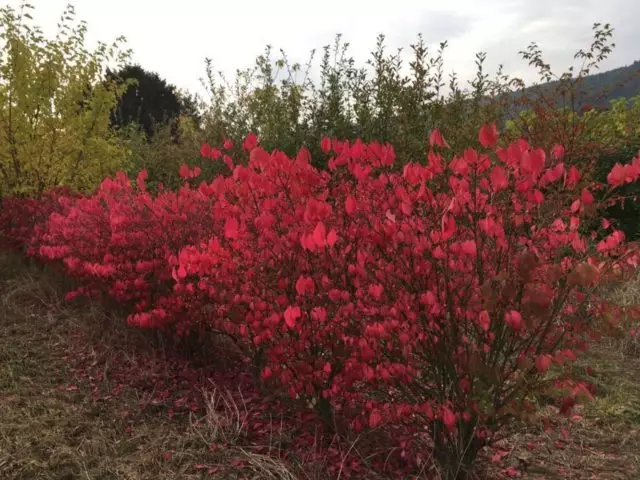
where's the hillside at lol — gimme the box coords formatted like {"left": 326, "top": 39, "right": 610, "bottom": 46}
{"left": 511, "top": 60, "right": 640, "bottom": 110}
{"left": 578, "top": 60, "right": 640, "bottom": 102}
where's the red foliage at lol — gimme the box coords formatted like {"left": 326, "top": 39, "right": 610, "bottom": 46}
{"left": 0, "top": 187, "right": 80, "bottom": 256}
{"left": 2, "top": 127, "right": 640, "bottom": 476}
{"left": 479, "top": 122, "right": 499, "bottom": 148}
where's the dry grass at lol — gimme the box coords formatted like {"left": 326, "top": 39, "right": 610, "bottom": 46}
{"left": 487, "top": 342, "right": 640, "bottom": 479}
{"left": 606, "top": 269, "right": 640, "bottom": 357}
{"left": 0, "top": 252, "right": 301, "bottom": 479}
{"left": 196, "top": 385, "right": 250, "bottom": 445}
{"left": 1, "top": 250, "right": 639, "bottom": 479}
{"left": 488, "top": 271, "right": 640, "bottom": 479}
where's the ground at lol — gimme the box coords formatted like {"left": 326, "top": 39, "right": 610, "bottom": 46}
{"left": 1, "top": 250, "right": 639, "bottom": 479}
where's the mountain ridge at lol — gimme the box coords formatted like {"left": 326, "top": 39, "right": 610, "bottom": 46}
{"left": 512, "top": 59, "right": 640, "bottom": 109}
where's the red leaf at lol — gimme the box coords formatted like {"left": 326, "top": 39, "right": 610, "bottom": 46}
{"left": 321, "top": 136, "right": 332, "bottom": 154}
{"left": 427, "top": 151, "right": 444, "bottom": 174}
{"left": 490, "top": 449, "right": 509, "bottom": 463}
{"left": 581, "top": 188, "right": 594, "bottom": 206}
{"left": 535, "top": 354, "right": 553, "bottom": 374}
{"left": 607, "top": 163, "right": 626, "bottom": 186}
{"left": 326, "top": 229, "right": 338, "bottom": 247}
{"left": 529, "top": 148, "right": 546, "bottom": 175}
{"left": 369, "top": 409, "right": 383, "bottom": 428}
{"left": 179, "top": 164, "right": 190, "bottom": 179}
{"left": 505, "top": 310, "right": 524, "bottom": 331}
{"left": 561, "top": 349, "right": 577, "bottom": 362}
{"left": 442, "top": 406, "right": 456, "bottom": 431}
{"left": 224, "top": 218, "right": 239, "bottom": 239}
{"left": 460, "top": 240, "right": 477, "bottom": 256}
{"left": 284, "top": 305, "right": 301, "bottom": 329}
{"left": 559, "top": 397, "right": 575, "bottom": 415}
{"left": 345, "top": 196, "right": 357, "bottom": 216}
{"left": 478, "top": 123, "right": 499, "bottom": 148}
{"left": 312, "top": 307, "right": 327, "bottom": 322}
{"left": 312, "top": 222, "right": 327, "bottom": 247}
{"left": 570, "top": 216, "right": 580, "bottom": 231}
{"left": 200, "top": 144, "right": 212, "bottom": 158}
{"left": 296, "top": 147, "right": 311, "bottom": 164}
{"left": 386, "top": 210, "right": 396, "bottom": 223}
{"left": 571, "top": 199, "right": 581, "bottom": 213}
{"left": 490, "top": 166, "right": 509, "bottom": 191}
{"left": 565, "top": 165, "right": 581, "bottom": 188}
{"left": 177, "top": 265, "right": 187, "bottom": 280}
{"left": 210, "top": 147, "right": 222, "bottom": 159}
{"left": 429, "top": 128, "right": 450, "bottom": 149}
{"left": 368, "top": 283, "right": 384, "bottom": 300}
{"left": 551, "top": 144, "right": 565, "bottom": 160}
{"left": 242, "top": 132, "right": 258, "bottom": 151}
{"left": 441, "top": 214, "right": 456, "bottom": 241}
{"left": 478, "top": 311, "right": 491, "bottom": 332}
{"left": 261, "top": 366, "right": 273, "bottom": 380}
{"left": 504, "top": 466, "right": 520, "bottom": 478}
{"left": 295, "top": 276, "right": 315, "bottom": 295}
{"left": 531, "top": 189, "right": 544, "bottom": 204}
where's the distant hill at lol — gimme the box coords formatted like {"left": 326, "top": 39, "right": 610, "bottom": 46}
{"left": 576, "top": 60, "right": 640, "bottom": 103}
{"left": 508, "top": 60, "right": 640, "bottom": 111}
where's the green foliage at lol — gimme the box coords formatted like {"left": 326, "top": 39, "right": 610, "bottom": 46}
{"left": 0, "top": 3, "right": 131, "bottom": 196}
{"left": 3, "top": 3, "right": 634, "bottom": 208}
{"left": 198, "top": 35, "right": 508, "bottom": 171}
{"left": 601, "top": 96, "right": 640, "bottom": 139}
{"left": 109, "top": 22, "right": 634, "bottom": 193}
{"left": 501, "top": 25, "right": 621, "bottom": 160}
{"left": 118, "top": 115, "right": 226, "bottom": 192}
{"left": 193, "top": 25, "right": 629, "bottom": 177}
{"left": 107, "top": 64, "right": 201, "bottom": 140}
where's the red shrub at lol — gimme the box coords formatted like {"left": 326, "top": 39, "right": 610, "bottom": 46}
{"left": 173, "top": 131, "right": 640, "bottom": 474}
{"left": 0, "top": 187, "right": 80, "bottom": 255}
{"left": 2, "top": 128, "right": 639, "bottom": 477}
{"left": 32, "top": 171, "right": 223, "bottom": 327}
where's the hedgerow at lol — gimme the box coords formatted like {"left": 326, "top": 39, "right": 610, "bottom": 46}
{"left": 1, "top": 126, "right": 639, "bottom": 478}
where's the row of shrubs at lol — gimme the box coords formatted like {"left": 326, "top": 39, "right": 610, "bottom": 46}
{"left": 2, "top": 125, "right": 640, "bottom": 477}
{"left": 4, "top": 6, "right": 639, "bottom": 200}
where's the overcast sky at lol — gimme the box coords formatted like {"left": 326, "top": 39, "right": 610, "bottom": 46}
{"left": 6, "top": 0, "right": 639, "bottom": 99}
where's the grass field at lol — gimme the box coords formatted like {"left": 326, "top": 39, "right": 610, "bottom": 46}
{"left": 1, "top": 250, "right": 639, "bottom": 479}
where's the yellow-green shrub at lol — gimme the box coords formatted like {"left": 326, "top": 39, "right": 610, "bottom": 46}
{"left": 0, "top": 3, "right": 131, "bottom": 196}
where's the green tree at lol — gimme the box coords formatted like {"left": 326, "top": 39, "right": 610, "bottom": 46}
{"left": 107, "top": 64, "right": 201, "bottom": 140}
{"left": 0, "top": 3, "right": 131, "bottom": 196}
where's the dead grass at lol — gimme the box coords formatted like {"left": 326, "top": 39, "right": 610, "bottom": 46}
{"left": 1, "top": 250, "right": 639, "bottom": 479}
{"left": 0, "top": 252, "right": 303, "bottom": 479}
{"left": 487, "top": 342, "right": 640, "bottom": 479}
{"left": 606, "top": 269, "right": 640, "bottom": 357}
{"left": 488, "top": 271, "right": 640, "bottom": 479}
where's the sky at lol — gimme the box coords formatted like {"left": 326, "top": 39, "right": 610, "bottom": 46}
{"left": 5, "top": 0, "right": 639, "bottom": 100}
